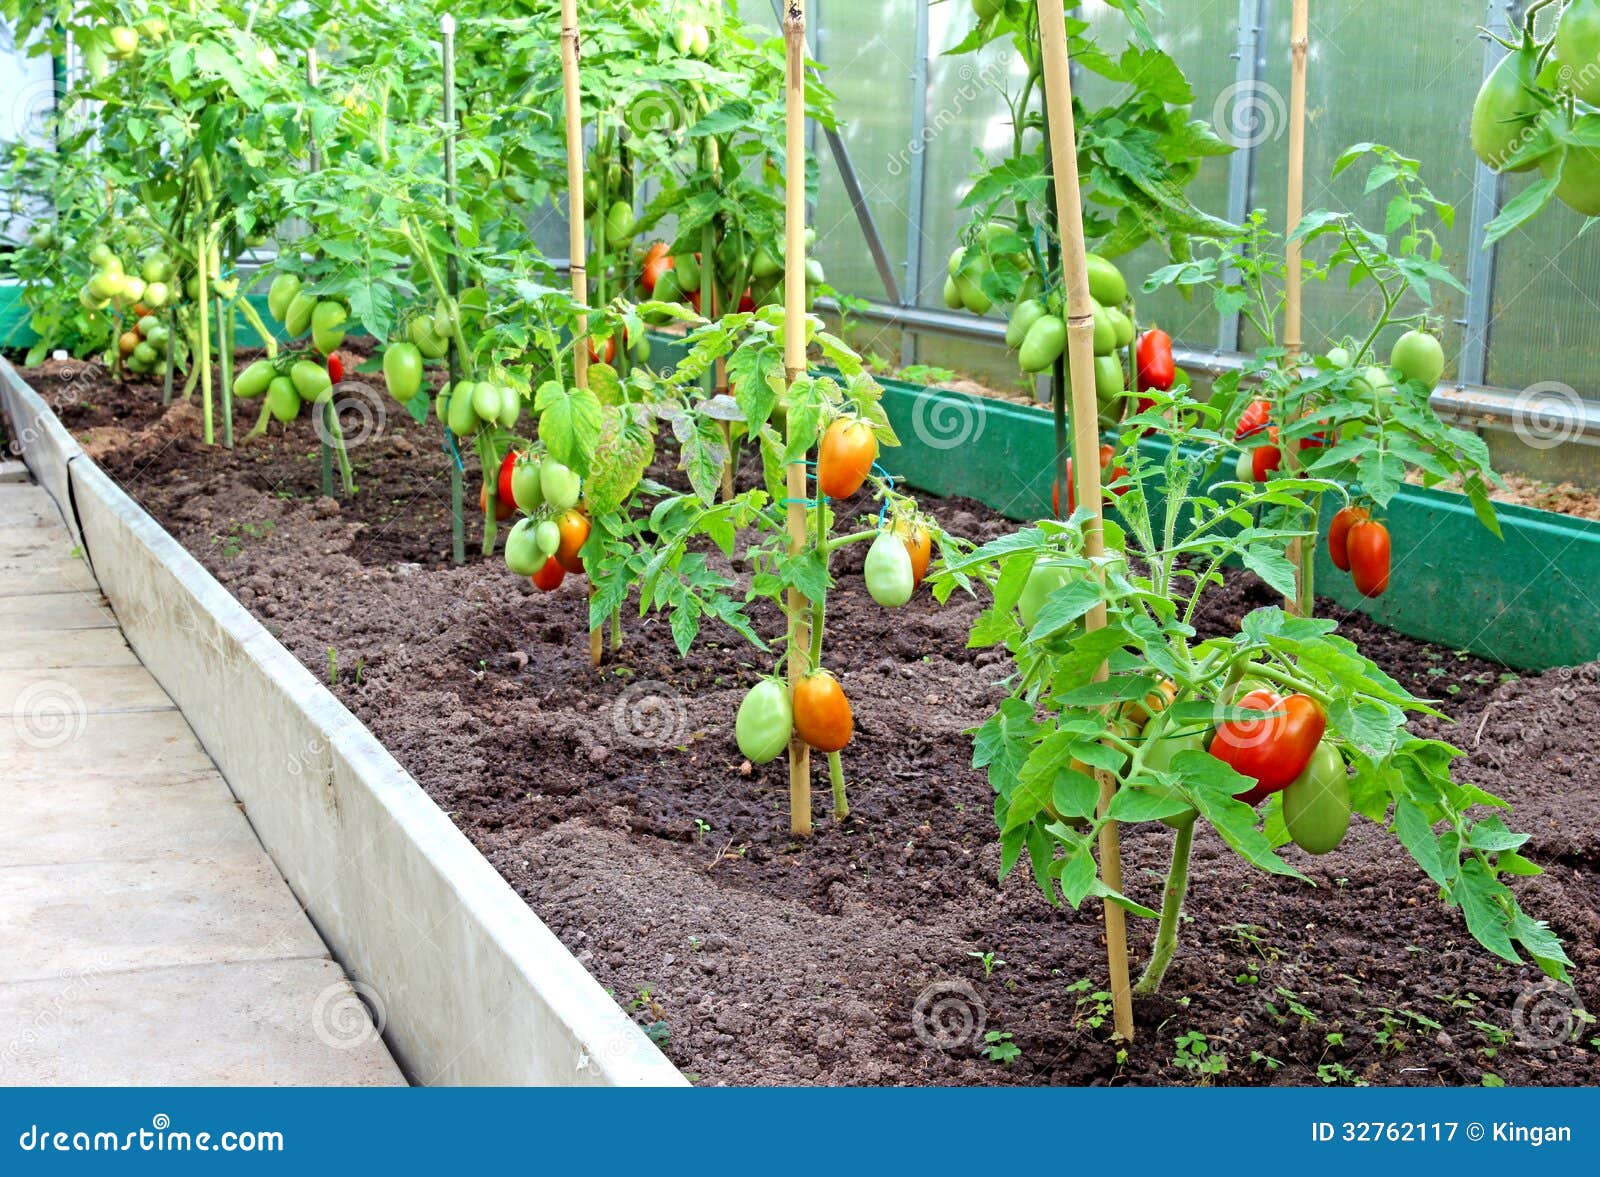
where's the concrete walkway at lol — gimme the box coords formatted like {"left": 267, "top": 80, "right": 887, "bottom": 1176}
{"left": 0, "top": 465, "right": 403, "bottom": 1085}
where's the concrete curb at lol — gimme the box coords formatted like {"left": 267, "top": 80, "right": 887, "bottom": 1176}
{"left": 0, "top": 359, "right": 686, "bottom": 1087}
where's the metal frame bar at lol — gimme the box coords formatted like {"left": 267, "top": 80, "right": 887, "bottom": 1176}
{"left": 1219, "top": 0, "right": 1266, "bottom": 352}
{"left": 1460, "top": 0, "right": 1515, "bottom": 387}
{"left": 900, "top": 0, "right": 932, "bottom": 365}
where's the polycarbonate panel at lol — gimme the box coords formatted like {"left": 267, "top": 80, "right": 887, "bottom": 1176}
{"left": 1074, "top": 0, "right": 1240, "bottom": 350}
{"left": 1248, "top": 1, "right": 1480, "bottom": 369}
{"left": 808, "top": 0, "right": 916, "bottom": 301}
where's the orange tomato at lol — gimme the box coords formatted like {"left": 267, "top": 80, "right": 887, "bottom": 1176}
{"left": 479, "top": 483, "right": 514, "bottom": 522}
{"left": 793, "top": 670, "right": 853, "bottom": 753}
{"left": 554, "top": 508, "right": 590, "bottom": 575}
{"left": 531, "top": 557, "right": 566, "bottom": 592}
{"left": 817, "top": 418, "right": 878, "bottom": 499}
{"left": 641, "top": 242, "right": 671, "bottom": 294}
{"left": 118, "top": 331, "right": 140, "bottom": 356}
{"left": 895, "top": 519, "right": 932, "bottom": 585}
{"left": 587, "top": 334, "right": 617, "bottom": 365}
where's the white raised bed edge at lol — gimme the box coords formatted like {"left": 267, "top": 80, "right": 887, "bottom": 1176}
{"left": 1, "top": 360, "right": 686, "bottom": 1087}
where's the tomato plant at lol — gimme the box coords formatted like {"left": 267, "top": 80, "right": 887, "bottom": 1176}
{"left": 931, "top": 388, "right": 1569, "bottom": 996}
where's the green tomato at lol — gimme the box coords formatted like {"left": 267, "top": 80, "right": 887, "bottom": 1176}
{"left": 1084, "top": 253, "right": 1127, "bottom": 307}
{"left": 1018, "top": 314, "right": 1067, "bottom": 374}
{"left": 1017, "top": 559, "right": 1075, "bottom": 631}
{"left": 87, "top": 243, "right": 114, "bottom": 269}
{"left": 804, "top": 258, "right": 825, "bottom": 287}
{"left": 541, "top": 460, "right": 581, "bottom": 512}
{"left": 1092, "top": 302, "right": 1116, "bottom": 355}
{"left": 234, "top": 359, "right": 276, "bottom": 400}
{"left": 143, "top": 323, "right": 169, "bottom": 350}
{"left": 447, "top": 381, "right": 481, "bottom": 437}
{"left": 118, "top": 276, "right": 146, "bottom": 305}
{"left": 1471, "top": 45, "right": 1545, "bottom": 172}
{"left": 136, "top": 314, "right": 160, "bottom": 336}
{"left": 1354, "top": 365, "right": 1394, "bottom": 396}
{"left": 941, "top": 275, "right": 964, "bottom": 310}
{"left": 1006, "top": 298, "right": 1048, "bottom": 349}
{"left": 267, "top": 273, "right": 301, "bottom": 321}
{"left": 1282, "top": 740, "right": 1351, "bottom": 855}
{"left": 108, "top": 26, "right": 139, "bottom": 59}
{"left": 311, "top": 300, "right": 348, "bottom": 356}
{"left": 1140, "top": 729, "right": 1206, "bottom": 829}
{"left": 497, "top": 384, "right": 522, "bottom": 430}
{"left": 863, "top": 531, "right": 915, "bottom": 608}
{"left": 652, "top": 269, "right": 683, "bottom": 309}
{"left": 735, "top": 678, "right": 793, "bottom": 765}
{"left": 87, "top": 270, "right": 122, "bottom": 301}
{"left": 504, "top": 519, "right": 546, "bottom": 577}
{"left": 1390, "top": 330, "right": 1445, "bottom": 390}
{"left": 955, "top": 273, "right": 991, "bottom": 315}
{"left": 266, "top": 376, "right": 301, "bottom": 422}
{"left": 132, "top": 341, "right": 157, "bottom": 365}
{"left": 382, "top": 343, "right": 424, "bottom": 403}
{"left": 409, "top": 316, "right": 449, "bottom": 359}
{"left": 511, "top": 458, "right": 545, "bottom": 513}
{"left": 1106, "top": 306, "right": 1135, "bottom": 349}
{"left": 674, "top": 252, "right": 700, "bottom": 290}
{"left": 291, "top": 360, "right": 333, "bottom": 404}
{"left": 143, "top": 281, "right": 170, "bottom": 309}
{"left": 689, "top": 23, "right": 710, "bottom": 57}
{"left": 1541, "top": 119, "right": 1600, "bottom": 217}
{"left": 471, "top": 381, "right": 502, "bottom": 422}
{"left": 1094, "top": 354, "right": 1125, "bottom": 400}
{"left": 1555, "top": 0, "right": 1600, "bottom": 107}
{"left": 605, "top": 200, "right": 636, "bottom": 245}
{"left": 284, "top": 290, "right": 317, "bottom": 337}
{"left": 534, "top": 520, "right": 561, "bottom": 558}
{"left": 141, "top": 255, "right": 173, "bottom": 284}
{"left": 751, "top": 246, "right": 782, "bottom": 279}
{"left": 78, "top": 285, "right": 108, "bottom": 311}
{"left": 1234, "top": 450, "right": 1255, "bottom": 483}
{"left": 973, "top": 0, "right": 1004, "bottom": 19}
{"left": 1324, "top": 345, "right": 1352, "bottom": 369}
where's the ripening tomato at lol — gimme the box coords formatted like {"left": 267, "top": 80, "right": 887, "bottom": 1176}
{"left": 1236, "top": 398, "right": 1272, "bottom": 441}
{"left": 1052, "top": 444, "right": 1125, "bottom": 516}
{"left": 531, "top": 557, "right": 566, "bottom": 592}
{"left": 497, "top": 448, "right": 520, "bottom": 509}
{"left": 894, "top": 518, "right": 932, "bottom": 586}
{"left": 738, "top": 289, "right": 755, "bottom": 313}
{"left": 817, "top": 418, "right": 878, "bottom": 498}
{"left": 1346, "top": 518, "right": 1391, "bottom": 598}
{"left": 327, "top": 350, "right": 344, "bottom": 385}
{"left": 641, "top": 242, "right": 671, "bottom": 295}
{"left": 1135, "top": 328, "right": 1175, "bottom": 392}
{"left": 587, "top": 334, "right": 617, "bottom": 365}
{"left": 793, "top": 670, "right": 853, "bottom": 753}
{"left": 736, "top": 678, "right": 793, "bottom": 765}
{"left": 1209, "top": 689, "right": 1327, "bottom": 805}
{"left": 1252, "top": 444, "right": 1283, "bottom": 481}
{"left": 479, "top": 482, "right": 514, "bottom": 522}
{"left": 1327, "top": 505, "right": 1369, "bottom": 572}
{"left": 554, "top": 508, "right": 590, "bottom": 574}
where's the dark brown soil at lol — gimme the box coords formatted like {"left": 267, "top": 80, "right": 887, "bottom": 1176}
{"left": 23, "top": 355, "right": 1600, "bottom": 1088}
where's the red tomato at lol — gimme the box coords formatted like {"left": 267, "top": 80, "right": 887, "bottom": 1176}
{"left": 1327, "top": 505, "right": 1369, "bottom": 572}
{"left": 1236, "top": 398, "right": 1272, "bottom": 440}
{"left": 641, "top": 242, "right": 671, "bottom": 295}
{"left": 1252, "top": 444, "right": 1282, "bottom": 481}
{"left": 688, "top": 289, "right": 702, "bottom": 314}
{"left": 1210, "top": 689, "right": 1327, "bottom": 805}
{"left": 738, "top": 289, "right": 755, "bottom": 313}
{"left": 1346, "top": 519, "right": 1391, "bottom": 598}
{"left": 497, "top": 448, "right": 520, "bottom": 510}
{"left": 817, "top": 419, "right": 878, "bottom": 498}
{"left": 1051, "top": 445, "right": 1126, "bottom": 516}
{"left": 1135, "top": 329, "right": 1175, "bottom": 392}
{"left": 554, "top": 508, "right": 590, "bottom": 575}
{"left": 587, "top": 334, "right": 617, "bottom": 365}
{"left": 327, "top": 351, "right": 344, "bottom": 384}
{"left": 531, "top": 557, "right": 566, "bottom": 592}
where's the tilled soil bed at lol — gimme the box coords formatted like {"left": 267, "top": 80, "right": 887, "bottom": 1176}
{"left": 25, "top": 357, "right": 1600, "bottom": 1087}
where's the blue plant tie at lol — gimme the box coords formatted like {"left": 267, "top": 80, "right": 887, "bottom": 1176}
{"left": 782, "top": 459, "right": 818, "bottom": 507}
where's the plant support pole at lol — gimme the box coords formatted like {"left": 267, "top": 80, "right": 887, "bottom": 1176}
{"left": 441, "top": 16, "right": 467, "bottom": 565}
{"left": 1282, "top": 0, "right": 1311, "bottom": 616}
{"left": 307, "top": 48, "right": 334, "bottom": 496}
{"left": 783, "top": 0, "right": 813, "bottom": 838}
{"left": 560, "top": 0, "right": 603, "bottom": 669}
{"left": 1037, "top": 0, "right": 1135, "bottom": 1043}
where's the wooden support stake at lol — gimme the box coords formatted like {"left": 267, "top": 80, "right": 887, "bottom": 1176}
{"left": 1037, "top": 0, "right": 1134, "bottom": 1043}
{"left": 559, "top": 0, "right": 604, "bottom": 669}
{"left": 783, "top": 0, "right": 812, "bottom": 838}
{"left": 440, "top": 17, "right": 467, "bottom": 565}
{"left": 1281, "top": 0, "right": 1311, "bottom": 617}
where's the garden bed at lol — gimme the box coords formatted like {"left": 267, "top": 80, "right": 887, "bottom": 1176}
{"left": 24, "top": 357, "right": 1600, "bottom": 1087}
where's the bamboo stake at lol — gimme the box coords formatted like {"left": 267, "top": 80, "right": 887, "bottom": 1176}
{"left": 559, "top": 0, "right": 604, "bottom": 669}
{"left": 307, "top": 48, "right": 334, "bottom": 496}
{"left": 1282, "top": 0, "right": 1311, "bottom": 616}
{"left": 783, "top": 0, "right": 812, "bottom": 838}
{"left": 1037, "top": 0, "right": 1134, "bottom": 1043}
{"left": 441, "top": 15, "right": 469, "bottom": 562}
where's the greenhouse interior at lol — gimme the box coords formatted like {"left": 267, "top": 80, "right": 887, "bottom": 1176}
{"left": 3, "top": 0, "right": 1600, "bottom": 1106}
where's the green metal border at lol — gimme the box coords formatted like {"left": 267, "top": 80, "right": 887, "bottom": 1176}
{"left": 871, "top": 376, "right": 1600, "bottom": 672}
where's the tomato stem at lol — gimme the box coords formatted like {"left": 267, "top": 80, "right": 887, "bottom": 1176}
{"left": 829, "top": 751, "right": 848, "bottom": 820}
{"left": 1133, "top": 813, "right": 1193, "bottom": 995}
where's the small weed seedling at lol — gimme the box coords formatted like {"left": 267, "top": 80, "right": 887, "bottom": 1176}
{"left": 968, "top": 950, "right": 1006, "bottom": 978}
{"left": 982, "top": 1031, "right": 1021, "bottom": 1066}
